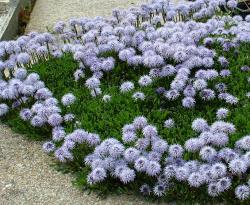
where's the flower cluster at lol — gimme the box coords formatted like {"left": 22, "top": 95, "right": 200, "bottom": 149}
{"left": 0, "top": 0, "right": 250, "bottom": 202}
{"left": 85, "top": 114, "right": 250, "bottom": 199}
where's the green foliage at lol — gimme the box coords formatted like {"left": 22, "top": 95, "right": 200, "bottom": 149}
{"left": 1, "top": 40, "right": 250, "bottom": 203}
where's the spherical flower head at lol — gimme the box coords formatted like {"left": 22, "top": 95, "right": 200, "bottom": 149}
{"left": 218, "top": 56, "right": 229, "bottom": 68}
{"left": 164, "top": 165, "right": 176, "bottom": 179}
{"left": 192, "top": 118, "right": 209, "bottom": 133}
{"left": 88, "top": 167, "right": 107, "bottom": 184}
{"left": 122, "top": 124, "right": 135, "bottom": 134}
{"left": 182, "top": 97, "right": 196, "bottom": 108}
{"left": 119, "top": 168, "right": 135, "bottom": 184}
{"left": 132, "top": 92, "right": 145, "bottom": 101}
{"left": 52, "top": 127, "right": 66, "bottom": 141}
{"left": 200, "top": 89, "right": 215, "bottom": 101}
{"left": 133, "top": 116, "right": 148, "bottom": 129}
{"left": 210, "top": 121, "right": 236, "bottom": 134}
{"left": 164, "top": 118, "right": 175, "bottom": 128}
{"left": 227, "top": 0, "right": 237, "bottom": 9}
{"left": 210, "top": 163, "right": 227, "bottom": 179}
{"left": 220, "top": 69, "right": 231, "bottom": 77}
{"left": 45, "top": 98, "right": 58, "bottom": 106}
{"left": 85, "top": 77, "right": 100, "bottom": 89}
{"left": 61, "top": 93, "right": 76, "bottom": 106}
{"left": 74, "top": 69, "right": 85, "bottom": 81}
{"left": 142, "top": 125, "right": 158, "bottom": 138}
{"left": 237, "top": 135, "right": 250, "bottom": 151}
{"left": 153, "top": 183, "right": 166, "bottom": 197}
{"left": 215, "top": 83, "right": 227, "bottom": 93}
{"left": 122, "top": 131, "right": 137, "bottom": 143}
{"left": 140, "top": 184, "right": 151, "bottom": 195}
{"left": 134, "top": 156, "right": 148, "bottom": 172}
{"left": 241, "top": 65, "right": 250, "bottom": 72}
{"left": 193, "top": 79, "right": 207, "bottom": 91}
{"left": 188, "top": 172, "right": 204, "bottom": 188}
{"left": 0, "top": 103, "right": 9, "bottom": 116}
{"left": 102, "top": 94, "right": 111, "bottom": 102}
{"left": 47, "top": 113, "right": 63, "bottom": 127}
{"left": 217, "top": 177, "right": 232, "bottom": 192}
{"left": 208, "top": 182, "right": 220, "bottom": 197}
{"left": 145, "top": 161, "right": 161, "bottom": 176}
{"left": 14, "top": 68, "right": 27, "bottom": 80}
{"left": 64, "top": 113, "right": 75, "bottom": 122}
{"left": 138, "top": 75, "right": 152, "bottom": 87}
{"left": 164, "top": 89, "right": 180, "bottom": 101}
{"left": 124, "top": 148, "right": 140, "bottom": 163}
{"left": 35, "top": 88, "right": 52, "bottom": 100}
{"left": 152, "top": 139, "right": 168, "bottom": 154}
{"left": 229, "top": 159, "right": 247, "bottom": 175}
{"left": 210, "top": 132, "right": 229, "bottom": 147}
{"left": 20, "top": 108, "right": 32, "bottom": 121}
{"left": 184, "top": 85, "right": 196, "bottom": 97}
{"left": 184, "top": 138, "right": 204, "bottom": 152}
{"left": 109, "top": 143, "right": 125, "bottom": 158}
{"left": 216, "top": 108, "right": 229, "bottom": 120}
{"left": 120, "top": 81, "right": 134, "bottom": 93}
{"left": 168, "top": 144, "right": 184, "bottom": 158}
{"left": 31, "top": 115, "right": 46, "bottom": 127}
{"left": 175, "top": 166, "right": 190, "bottom": 181}
{"left": 43, "top": 141, "right": 56, "bottom": 153}
{"left": 17, "top": 52, "right": 30, "bottom": 64}
{"left": 199, "top": 146, "right": 217, "bottom": 162}
{"left": 235, "top": 185, "right": 250, "bottom": 200}
{"left": 86, "top": 133, "right": 100, "bottom": 147}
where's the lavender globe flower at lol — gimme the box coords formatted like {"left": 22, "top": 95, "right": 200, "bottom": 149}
{"left": 182, "top": 97, "right": 196, "bottom": 108}
{"left": 0, "top": 104, "right": 9, "bottom": 116}
{"left": 43, "top": 141, "right": 56, "bottom": 153}
{"left": 20, "top": 108, "right": 33, "bottom": 121}
{"left": 85, "top": 77, "right": 100, "bottom": 89}
{"left": 235, "top": 185, "right": 250, "bottom": 200}
{"left": 138, "top": 75, "right": 153, "bottom": 87}
{"left": 48, "top": 113, "right": 63, "bottom": 127}
{"left": 142, "top": 125, "right": 158, "bottom": 138}
{"left": 192, "top": 118, "right": 209, "bottom": 133}
{"left": 64, "top": 113, "right": 75, "bottom": 122}
{"left": 31, "top": 115, "right": 46, "bottom": 127}
{"left": 61, "top": 93, "right": 76, "bottom": 106}
{"left": 208, "top": 182, "right": 220, "bottom": 197}
{"left": 134, "top": 156, "right": 148, "bottom": 172}
{"left": 199, "top": 146, "right": 217, "bottom": 162}
{"left": 120, "top": 81, "right": 134, "bottom": 93}
{"left": 188, "top": 172, "right": 204, "bottom": 188}
{"left": 132, "top": 92, "right": 145, "bottom": 101}
{"left": 119, "top": 168, "right": 135, "bottom": 184}
{"left": 133, "top": 116, "right": 148, "bottom": 129}
{"left": 229, "top": 159, "right": 247, "bottom": 175}
{"left": 140, "top": 184, "right": 151, "bottom": 195}
{"left": 217, "top": 177, "right": 232, "bottom": 192}
{"left": 146, "top": 161, "right": 161, "bottom": 176}
{"left": 153, "top": 184, "right": 166, "bottom": 197}
{"left": 168, "top": 144, "right": 184, "bottom": 158}
{"left": 164, "top": 118, "right": 175, "bottom": 128}
{"left": 214, "top": 107, "right": 228, "bottom": 119}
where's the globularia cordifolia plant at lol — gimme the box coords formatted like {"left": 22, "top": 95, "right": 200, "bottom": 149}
{"left": 0, "top": 0, "right": 250, "bottom": 202}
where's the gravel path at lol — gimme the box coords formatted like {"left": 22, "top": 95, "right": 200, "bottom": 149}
{"left": 25, "top": 0, "right": 148, "bottom": 33}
